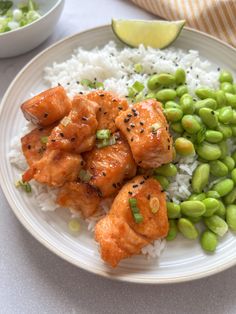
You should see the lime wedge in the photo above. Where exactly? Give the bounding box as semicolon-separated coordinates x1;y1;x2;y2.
112;19;185;49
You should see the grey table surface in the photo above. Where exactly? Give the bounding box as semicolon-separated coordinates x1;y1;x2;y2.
1;1;236;313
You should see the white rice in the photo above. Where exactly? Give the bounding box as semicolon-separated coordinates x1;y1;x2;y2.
10;41;223;259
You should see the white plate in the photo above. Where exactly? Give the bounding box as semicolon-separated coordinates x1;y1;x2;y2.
1;25;236;284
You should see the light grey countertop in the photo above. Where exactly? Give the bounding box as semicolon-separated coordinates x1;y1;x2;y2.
1;1;236;313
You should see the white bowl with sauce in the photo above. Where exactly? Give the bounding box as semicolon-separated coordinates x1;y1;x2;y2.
0;0;64;58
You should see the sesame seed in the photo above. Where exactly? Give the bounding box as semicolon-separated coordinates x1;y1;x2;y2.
168;145;170;150
138;161;142;164
103;112;108;115
71;138;76;142
127;113;132;118
127;127;131;132
51;139;56;142
27;145;31;150
102;172;106;176
140;181;145;185
211;111;215;115
60;132;64;137
82;116;88;121
147;194;151;200
38;128;44;131
44;113;48;118
112;99;117;102
99;94;105;97
140;129;144;133
130;123;135;128
128;191;133;195
124;118;130;123
99;108;102;112
132;108;136;113
131;138;134;142
133;112;138;117
133;184;138;188
112;183;117;188
79;92;83;94
118;106;123;110
76;81;80;84
140;121;144;126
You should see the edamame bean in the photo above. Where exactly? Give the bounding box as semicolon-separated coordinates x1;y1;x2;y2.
218;106;233;124
212;178;234;197
233;83;236;94
225;93;236;108
181;115;201;134
231;111;236;124
189;193;206;201
232;151;236;163
216;90;227;108
183;132;196;143
175;137;195;156
209;160;228;177
215;200;226;219
153;175;169;190
202;198;220;217
179;94;194;114
176;85;188;97
147;74;160;90
224;187;236;205
154;163;177;177
145;92;156;99
164;107;183;122
219;141;228;159
199;108;218;129
188;216;202;224
217;123;232;139
171;122;184;134
221;82;234;94
205;130;223;143
156;89;177;101
195;87;216;100
226;205;236;231
165;101;180;109
175;68;186;85
206;190;221;199
155;73;176;86
166;220;178;241
231;168;236;184
194;98;217;113
180;201;206;217
196;142;221;161
219;70;233;84
222;156;235;171
178;218;199;239
192;164;210;193
200;230;218;252
167;202;181;218
231;126;236;137
204;215;228;236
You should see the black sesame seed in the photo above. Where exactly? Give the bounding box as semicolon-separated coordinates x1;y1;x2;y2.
211;111;215;115
76;81;80;84
124;118;130;123
127;113;132;118
104;112;108;115
27;145;31;150
80;161;84;166
82;116;88;121
167;138;170;142
51;139;56;142
99;94;105;97
217;67;220;71
147;194;151;200
140;129;144;133
44;113;48;118
102;172;106;176
127;127;131;132
138;161;142;164
99;108;102;112
132;108;136;113
140;181;145;185
118;106;123;110
140;121;144;126
133;184;138;188
67;82;70;85
112;99;117;102
71;138;76;142
128;191;133;195
168;145;170;150
38;128;44;131
60;132;64;137
196;75;199;79
133;112;138;117
131;138;134;142
79;92;83;94
130;123;135;128
57;83;61;86
112;183;117;188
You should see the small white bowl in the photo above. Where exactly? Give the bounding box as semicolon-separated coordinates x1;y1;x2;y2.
0;0;64;58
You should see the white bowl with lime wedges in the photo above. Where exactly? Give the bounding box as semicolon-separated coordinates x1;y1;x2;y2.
0;0;64;58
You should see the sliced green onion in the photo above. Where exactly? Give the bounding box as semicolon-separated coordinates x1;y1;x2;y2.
96;129;111;140
15;180;31;193
133;213;143;223
40;136;48;144
81;79;95;88
132;81;145;92
0;1;13;16
134;63;143;73
129;198;137;208
68;218;80;233
79;169;92;183
128;87;136;98
61;116;71;127
96;135;116;148
151;122;162;134
95;82;104;89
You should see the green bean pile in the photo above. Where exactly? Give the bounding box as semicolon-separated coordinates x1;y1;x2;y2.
131;67;236;253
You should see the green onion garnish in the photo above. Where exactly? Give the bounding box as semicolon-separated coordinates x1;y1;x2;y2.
15;180;32;193
151;122;161;134
68;218;80;233
40;136;48;144
79;169;92;183
96;129;111;140
129;198;143;223
61;116;71;127
96;135;116;149
81;79;95;88
134;63;143;73
128;87;136;98
132;81;144;92
133;213;143;223
95;82;104;89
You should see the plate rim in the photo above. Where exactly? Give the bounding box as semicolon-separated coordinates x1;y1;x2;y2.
1;24;236;284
